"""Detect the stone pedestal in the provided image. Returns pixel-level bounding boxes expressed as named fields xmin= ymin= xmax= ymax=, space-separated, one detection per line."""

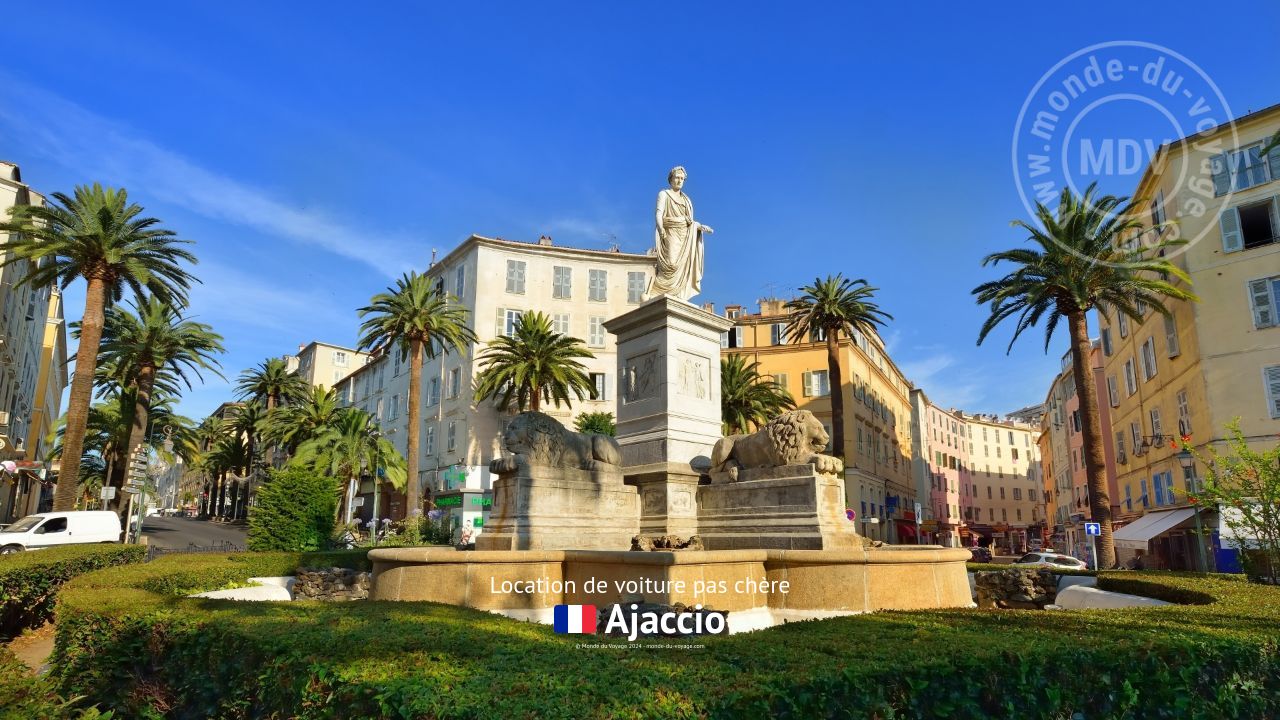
xmin=475 ymin=465 xmax=639 ymax=551
xmin=605 ymin=297 xmax=732 ymax=535
xmin=697 ymin=465 xmax=863 ymax=550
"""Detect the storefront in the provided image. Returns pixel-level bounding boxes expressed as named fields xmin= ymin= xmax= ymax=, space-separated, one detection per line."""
xmin=894 ymin=512 xmax=918 ymax=544
xmin=1112 ymin=507 xmax=1207 ymax=570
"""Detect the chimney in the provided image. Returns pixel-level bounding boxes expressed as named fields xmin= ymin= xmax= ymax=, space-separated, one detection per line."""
xmin=429 ymin=248 xmax=438 ymax=267
xmin=701 ymin=302 xmax=715 ymax=314
xmin=538 ymin=235 xmax=553 ymax=246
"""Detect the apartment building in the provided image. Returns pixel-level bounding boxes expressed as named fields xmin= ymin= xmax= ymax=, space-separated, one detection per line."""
xmin=961 ymin=412 xmax=1044 ymax=555
xmin=1098 ymin=104 xmax=1280 ymax=570
xmin=720 ymin=299 xmax=916 ymax=543
xmin=0 ymin=163 xmax=62 ymax=522
xmin=286 ymin=341 xmax=368 ymax=390
xmin=333 ymin=234 xmax=656 ymax=524
xmin=910 ymin=390 xmax=968 ymax=547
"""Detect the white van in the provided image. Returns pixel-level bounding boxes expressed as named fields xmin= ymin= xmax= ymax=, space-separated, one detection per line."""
xmin=0 ymin=511 xmax=123 ymax=553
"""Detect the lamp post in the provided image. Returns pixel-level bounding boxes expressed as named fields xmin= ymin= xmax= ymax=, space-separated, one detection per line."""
xmin=369 ymin=429 xmax=381 ymax=546
xmin=1178 ymin=447 xmax=1208 ymax=573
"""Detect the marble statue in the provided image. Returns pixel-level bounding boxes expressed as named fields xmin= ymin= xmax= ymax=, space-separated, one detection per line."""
xmin=647 ymin=166 xmax=714 ymax=302
xmin=710 ymin=410 xmax=845 ymax=481
xmin=489 ymin=411 xmax=623 ymax=474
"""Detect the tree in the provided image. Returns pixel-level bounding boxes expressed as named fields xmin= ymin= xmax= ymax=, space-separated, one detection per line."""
xmin=236 ymin=358 xmax=307 ymax=412
xmin=973 ymin=183 xmax=1196 ymax=569
xmin=784 ymin=275 xmax=892 ymax=460
xmin=357 ymin=271 xmax=474 ymax=518
xmin=96 ymin=297 xmax=223 ymax=506
xmin=292 ymin=408 xmax=407 ymax=523
xmin=574 ymin=412 xmax=617 ymax=437
xmin=1 ymin=184 xmax=197 ymax=510
xmin=474 ymin=311 xmax=594 ymax=413
xmin=227 ymin=401 xmax=267 ymax=475
xmin=263 ymin=386 xmax=343 ymax=456
xmin=720 ymin=355 xmax=796 ymax=435
xmin=1190 ymin=422 xmax=1280 ymax=584
xmin=247 ymin=467 xmax=339 ymax=552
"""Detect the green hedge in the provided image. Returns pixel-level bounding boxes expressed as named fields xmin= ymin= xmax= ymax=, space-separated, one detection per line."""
xmin=1 ymin=543 xmax=145 ymax=640
xmin=51 ymin=555 xmax=1280 ymax=719
xmin=966 ymin=561 xmax=1097 ymax=576
xmin=0 ymin=647 xmax=109 ymax=719
xmin=247 ymin=467 xmax=339 ymax=552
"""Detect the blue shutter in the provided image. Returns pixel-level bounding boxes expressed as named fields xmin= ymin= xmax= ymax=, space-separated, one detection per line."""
xmin=1153 ymin=475 xmax=1165 ymax=506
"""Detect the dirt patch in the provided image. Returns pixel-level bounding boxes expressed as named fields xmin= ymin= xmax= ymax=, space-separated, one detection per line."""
xmin=5 ymin=622 xmax=55 ymax=674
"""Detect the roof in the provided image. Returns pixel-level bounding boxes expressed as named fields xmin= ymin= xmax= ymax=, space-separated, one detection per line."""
xmin=429 ymin=234 xmax=654 ymax=274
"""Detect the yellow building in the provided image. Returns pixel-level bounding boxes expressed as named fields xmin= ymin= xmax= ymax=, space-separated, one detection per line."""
xmin=287 ymin=341 xmax=369 ymax=391
xmin=1099 ymin=104 xmax=1280 ymax=570
xmin=720 ymin=299 xmax=916 ymax=543
xmin=25 ymin=286 xmax=67 ymax=464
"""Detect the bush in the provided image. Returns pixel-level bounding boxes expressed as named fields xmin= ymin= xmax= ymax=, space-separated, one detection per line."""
xmin=573 ymin=411 xmax=616 ymax=436
xmin=0 ymin=647 xmax=110 ymax=719
xmin=49 ymin=558 xmax=1280 ymax=719
xmin=0 ymin=543 xmax=144 ymax=640
xmin=247 ymin=467 xmax=338 ymax=552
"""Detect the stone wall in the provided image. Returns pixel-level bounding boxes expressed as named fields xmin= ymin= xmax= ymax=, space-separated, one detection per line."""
xmin=294 ymin=567 xmax=371 ymax=601
xmin=974 ymin=569 xmax=1058 ymax=609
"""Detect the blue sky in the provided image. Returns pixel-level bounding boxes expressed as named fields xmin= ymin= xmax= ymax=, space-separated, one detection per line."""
xmin=2 ymin=2 xmax=1277 ymax=421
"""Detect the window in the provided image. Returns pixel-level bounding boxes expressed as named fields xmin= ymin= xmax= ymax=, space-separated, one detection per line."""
xmin=1013 ymin=488 xmax=1022 ymax=501
xmin=553 ymin=313 xmax=570 ymax=336
xmin=588 ymin=269 xmax=607 ymax=301
xmin=589 ymin=372 xmax=608 ymax=401
xmin=1140 ymin=478 xmax=1149 ymax=508
xmin=1130 ymin=422 xmax=1141 ymax=453
xmin=1106 ymin=375 xmax=1119 ymax=407
xmin=1248 ymin=276 xmax=1280 ymax=329
xmin=1012 ymin=448 xmax=1019 ymax=461
xmin=989 ymin=508 xmax=994 ymax=522
xmin=773 ymin=373 xmax=788 ymax=392
xmin=1150 ymin=190 xmax=1166 ymax=227
xmin=1016 ymin=508 xmax=1023 ymax=521
xmin=425 ymin=426 xmax=436 ymax=456
xmin=333 ymin=351 xmax=348 ymax=366
xmin=1000 ymin=487 xmax=1005 ymax=500
xmin=802 ymin=370 xmax=830 ymax=397
xmin=1266 ymin=365 xmax=1280 ymax=419
xmin=1117 ymin=313 xmax=1129 ymax=338
xmin=1149 ymin=407 xmax=1163 ymax=439
xmin=454 ymin=265 xmax=466 ymax=298
xmin=1212 ymin=143 xmax=1279 ymax=196
xmin=1124 ymin=484 xmax=1132 ymax=511
xmin=1163 ymin=314 xmax=1180 ymax=357
xmin=1154 ymin=473 xmax=1165 ymax=506
xmin=38 ymin=517 xmax=67 ymax=534
xmin=447 ymin=421 xmax=457 ymax=452
xmin=1140 ymin=337 xmax=1158 ymax=381
xmin=1176 ymin=390 xmax=1191 ymax=436
xmin=1029 ymin=489 xmax=1036 ymax=501
xmin=1115 ymin=431 xmax=1126 ymax=462
xmin=721 ymin=327 xmax=743 ymax=348
xmin=589 ymin=316 xmax=606 ymax=347
xmin=389 ymin=394 xmax=399 ymax=420
xmin=1002 ymin=508 xmax=1008 ymax=522
xmin=770 ymin=323 xmax=787 ymax=345
xmin=987 ymin=486 xmax=992 ymax=499
xmin=1100 ymin=327 xmax=1113 ymax=356
xmin=808 ymin=327 xmax=826 ymax=343
xmin=1221 ymin=197 xmax=1280 ymax=253
xmin=627 ymin=272 xmax=646 ymax=303
xmin=505 ymin=260 xmax=526 ymax=294
xmin=497 ymin=308 xmax=523 ymax=337
xmin=1123 ymin=358 xmax=1137 ymax=395
xmin=448 ymin=367 xmax=461 ymax=399
xmin=428 ymin=377 xmax=440 ymax=406
xmin=553 ymin=266 xmax=572 ymax=298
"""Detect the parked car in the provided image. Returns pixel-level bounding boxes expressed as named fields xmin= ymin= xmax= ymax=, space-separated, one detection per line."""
xmin=1012 ymin=552 xmax=1088 ymax=570
xmin=969 ymin=546 xmax=993 ymax=563
xmin=0 ymin=511 xmax=123 ymax=553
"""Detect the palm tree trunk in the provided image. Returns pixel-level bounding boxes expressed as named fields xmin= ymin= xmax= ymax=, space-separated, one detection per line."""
xmin=117 ymin=365 xmax=157 ymax=511
xmin=529 ymin=382 xmax=541 ymax=413
xmin=825 ymin=331 xmax=845 ymax=459
xmin=1068 ymin=309 xmax=1115 ymax=568
xmin=406 ymin=339 xmax=423 ymax=516
xmin=54 ymin=277 xmax=108 ymax=511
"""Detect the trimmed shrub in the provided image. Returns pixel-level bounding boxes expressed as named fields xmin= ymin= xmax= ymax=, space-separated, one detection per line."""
xmin=50 ymin=558 xmax=1280 ymax=719
xmin=966 ymin=561 xmax=1096 ymax=576
xmin=0 ymin=543 xmax=144 ymax=640
xmin=0 ymin=647 xmax=110 ymax=719
xmin=247 ymin=467 xmax=338 ymax=551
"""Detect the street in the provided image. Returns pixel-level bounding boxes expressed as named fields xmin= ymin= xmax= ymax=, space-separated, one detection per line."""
xmin=141 ymin=515 xmax=247 ymax=551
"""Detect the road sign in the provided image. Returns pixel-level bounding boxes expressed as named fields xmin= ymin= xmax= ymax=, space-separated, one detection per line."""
xmin=123 ymin=486 xmax=142 ymax=495
xmin=352 ymin=496 xmax=365 ymax=508
xmin=100 ymin=486 xmax=117 ymax=501
xmin=1085 ymin=522 xmax=1101 ymax=536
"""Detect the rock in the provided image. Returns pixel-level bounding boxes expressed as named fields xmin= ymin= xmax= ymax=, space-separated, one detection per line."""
xmin=630 ymin=534 xmax=704 ymax=551
xmin=293 ymin=566 xmax=371 ymax=601
xmin=974 ymin=569 xmax=1058 ymax=610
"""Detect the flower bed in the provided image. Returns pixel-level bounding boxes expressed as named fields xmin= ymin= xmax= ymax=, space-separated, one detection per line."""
xmin=51 ymin=554 xmax=1280 ymax=719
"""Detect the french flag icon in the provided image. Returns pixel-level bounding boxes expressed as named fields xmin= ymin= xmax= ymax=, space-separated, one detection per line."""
xmin=553 ymin=604 xmax=597 ymax=634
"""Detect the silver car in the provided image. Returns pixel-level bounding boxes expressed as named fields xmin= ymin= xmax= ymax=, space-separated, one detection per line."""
xmin=1012 ymin=552 xmax=1088 ymax=570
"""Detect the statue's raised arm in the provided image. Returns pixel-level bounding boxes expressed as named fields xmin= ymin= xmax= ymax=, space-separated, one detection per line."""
xmin=646 ymin=166 xmax=709 ymax=302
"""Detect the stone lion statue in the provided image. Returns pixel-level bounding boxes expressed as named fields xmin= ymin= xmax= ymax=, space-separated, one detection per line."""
xmin=710 ymin=410 xmax=843 ymax=481
xmin=489 ymin=411 xmax=623 ymax=474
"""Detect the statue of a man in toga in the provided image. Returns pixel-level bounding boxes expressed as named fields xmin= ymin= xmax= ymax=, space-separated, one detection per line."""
xmin=646 ymin=166 xmax=714 ymax=302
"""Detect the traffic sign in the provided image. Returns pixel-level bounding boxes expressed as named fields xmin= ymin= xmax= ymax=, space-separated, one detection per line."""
xmin=1085 ymin=522 xmax=1101 ymax=536
xmin=100 ymin=486 xmax=117 ymax=501
xmin=123 ymin=486 xmax=142 ymax=495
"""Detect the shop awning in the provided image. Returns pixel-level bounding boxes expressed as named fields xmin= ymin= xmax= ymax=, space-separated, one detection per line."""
xmin=1112 ymin=508 xmax=1197 ymax=550
xmin=895 ymin=519 xmax=917 ymax=537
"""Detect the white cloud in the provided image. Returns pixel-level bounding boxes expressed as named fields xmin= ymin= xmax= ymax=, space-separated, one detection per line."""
xmin=187 ymin=261 xmax=353 ymax=336
xmin=0 ymin=76 xmax=415 ymax=276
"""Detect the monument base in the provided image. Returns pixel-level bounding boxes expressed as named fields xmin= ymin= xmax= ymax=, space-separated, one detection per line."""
xmin=697 ymin=465 xmax=862 ymax=551
xmin=475 ymin=465 xmax=639 ymax=551
xmin=625 ymin=462 xmax=702 ymax=537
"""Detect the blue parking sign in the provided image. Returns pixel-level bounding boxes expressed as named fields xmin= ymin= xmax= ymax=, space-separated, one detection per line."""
xmin=1085 ymin=522 xmax=1101 ymax=536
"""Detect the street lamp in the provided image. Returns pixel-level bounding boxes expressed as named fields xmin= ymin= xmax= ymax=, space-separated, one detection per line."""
xmin=1178 ymin=447 xmax=1209 ymax=573
xmin=369 ymin=429 xmax=382 ymax=546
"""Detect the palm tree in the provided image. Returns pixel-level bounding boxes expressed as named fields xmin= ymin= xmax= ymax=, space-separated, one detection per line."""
xmin=292 ymin=408 xmax=407 ymax=523
xmin=236 ymin=358 xmax=307 ymax=412
xmin=263 ymin=386 xmax=342 ymax=456
xmin=474 ymin=311 xmax=595 ymax=413
xmin=357 ymin=271 xmax=474 ymax=517
xmin=1 ymin=184 xmax=197 ymax=510
xmin=973 ymin=183 xmax=1196 ymax=569
xmin=720 ymin=355 xmax=797 ymax=435
xmin=784 ymin=275 xmax=893 ymax=460
xmin=227 ymin=401 xmax=267 ymax=475
xmin=96 ymin=297 xmax=223 ymax=505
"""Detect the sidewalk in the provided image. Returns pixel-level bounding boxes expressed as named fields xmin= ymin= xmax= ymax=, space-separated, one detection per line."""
xmin=7 ymin=623 xmax=55 ymax=674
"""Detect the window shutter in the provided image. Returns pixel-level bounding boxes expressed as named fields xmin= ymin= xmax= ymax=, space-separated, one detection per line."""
xmin=1212 ymin=153 xmax=1231 ymax=196
xmin=1249 ymin=279 xmax=1275 ymax=329
xmin=1220 ymin=207 xmax=1243 ymax=253
xmin=1154 ymin=474 xmax=1165 ymax=505
xmin=1271 ymin=197 xmax=1280 ymax=242
xmin=1266 ymin=366 xmax=1280 ymax=419
xmin=802 ymin=371 xmax=812 ymax=397
xmin=1107 ymin=376 xmax=1119 ymax=407
xmin=1163 ymin=314 xmax=1180 ymax=357
xmin=1270 ymin=146 xmax=1280 ymax=185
